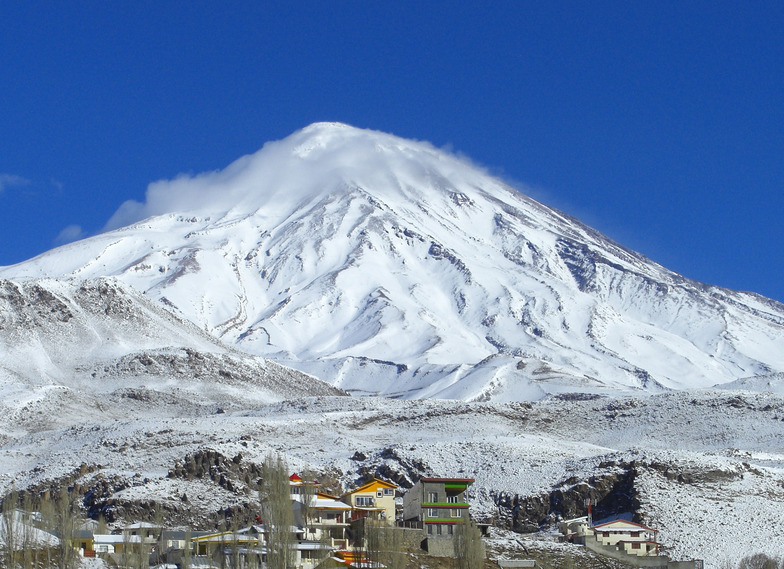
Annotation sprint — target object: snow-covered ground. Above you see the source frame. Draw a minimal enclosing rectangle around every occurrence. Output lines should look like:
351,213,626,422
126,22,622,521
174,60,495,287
1,391,782,568
0,124,782,569
3,123,783,401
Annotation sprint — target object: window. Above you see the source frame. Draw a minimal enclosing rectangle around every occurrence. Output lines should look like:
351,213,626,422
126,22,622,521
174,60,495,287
427,491,438,502
356,496,375,507
447,525,454,535
631,543,640,550
436,525,442,535
427,508,437,517
447,494,459,503
383,488,394,496
451,509,460,518
377,490,383,498
427,524,434,535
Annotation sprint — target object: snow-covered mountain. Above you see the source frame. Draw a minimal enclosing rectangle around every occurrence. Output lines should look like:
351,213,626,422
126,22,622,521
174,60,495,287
0,277,345,437
3,122,784,400
2,123,783,568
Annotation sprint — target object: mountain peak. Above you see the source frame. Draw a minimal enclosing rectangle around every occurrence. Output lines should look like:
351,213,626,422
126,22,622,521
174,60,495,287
3,126,784,401
98,123,466,230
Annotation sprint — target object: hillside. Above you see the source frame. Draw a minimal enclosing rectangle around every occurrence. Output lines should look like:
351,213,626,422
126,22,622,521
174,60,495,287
2,392,782,567
0,124,782,568
0,277,346,437
3,123,783,400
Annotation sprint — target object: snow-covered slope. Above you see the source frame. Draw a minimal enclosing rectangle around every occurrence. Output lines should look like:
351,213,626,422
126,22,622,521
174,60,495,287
2,391,782,568
3,122,784,400
0,277,345,437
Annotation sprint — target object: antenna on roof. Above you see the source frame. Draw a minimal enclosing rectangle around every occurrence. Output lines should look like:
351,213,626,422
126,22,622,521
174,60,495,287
584,497,592,527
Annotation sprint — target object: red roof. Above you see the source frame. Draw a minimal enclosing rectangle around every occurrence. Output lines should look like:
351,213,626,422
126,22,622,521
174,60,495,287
592,519,657,533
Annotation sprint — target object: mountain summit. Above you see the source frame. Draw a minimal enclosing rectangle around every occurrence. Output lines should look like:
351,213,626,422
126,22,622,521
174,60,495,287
5,123,784,400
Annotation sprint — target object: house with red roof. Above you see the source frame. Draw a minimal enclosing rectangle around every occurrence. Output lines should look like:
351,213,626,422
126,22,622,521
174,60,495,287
591,519,660,556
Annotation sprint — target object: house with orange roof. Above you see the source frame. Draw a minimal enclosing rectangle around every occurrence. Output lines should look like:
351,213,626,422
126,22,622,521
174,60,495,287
340,478,398,523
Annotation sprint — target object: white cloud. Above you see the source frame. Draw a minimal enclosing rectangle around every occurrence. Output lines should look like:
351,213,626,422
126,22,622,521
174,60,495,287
55,224,86,245
102,122,491,232
0,173,31,193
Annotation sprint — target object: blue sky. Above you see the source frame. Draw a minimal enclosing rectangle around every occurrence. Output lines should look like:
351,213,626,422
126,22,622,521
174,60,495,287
1,2,782,302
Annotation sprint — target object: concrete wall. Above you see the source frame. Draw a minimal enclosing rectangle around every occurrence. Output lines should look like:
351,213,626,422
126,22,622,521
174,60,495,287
585,537,668,567
668,561,703,569
497,560,536,568
425,536,456,558
394,527,424,551
585,537,702,569
402,482,423,521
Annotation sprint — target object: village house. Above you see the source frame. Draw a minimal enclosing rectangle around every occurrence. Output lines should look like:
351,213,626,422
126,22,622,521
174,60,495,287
590,519,660,557
91,533,129,555
0,510,61,562
290,473,319,500
560,516,670,561
190,525,264,556
557,516,591,543
340,478,398,524
402,477,475,557
293,491,352,549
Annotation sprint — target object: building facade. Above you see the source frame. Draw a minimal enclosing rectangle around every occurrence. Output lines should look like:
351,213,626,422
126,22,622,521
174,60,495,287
402,477,474,556
340,478,398,523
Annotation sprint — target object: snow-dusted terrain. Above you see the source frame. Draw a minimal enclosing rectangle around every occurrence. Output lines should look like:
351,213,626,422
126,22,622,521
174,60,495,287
0,277,345,437
1,391,782,567
3,123,783,399
0,123,782,568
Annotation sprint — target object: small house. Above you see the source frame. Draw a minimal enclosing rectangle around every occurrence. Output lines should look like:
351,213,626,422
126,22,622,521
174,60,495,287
591,519,660,556
341,479,397,524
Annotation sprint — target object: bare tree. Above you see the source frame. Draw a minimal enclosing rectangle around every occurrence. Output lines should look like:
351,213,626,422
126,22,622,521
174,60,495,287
38,492,55,569
120,529,132,569
351,514,366,566
378,524,406,569
738,554,782,569
182,528,192,569
35,487,79,569
259,454,294,569
1,487,20,569
151,504,163,567
454,520,484,569
363,518,384,568
229,516,241,569
318,522,332,563
299,469,318,535
20,493,34,569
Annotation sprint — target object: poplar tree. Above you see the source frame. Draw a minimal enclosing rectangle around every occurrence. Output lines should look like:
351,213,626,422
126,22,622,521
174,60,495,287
259,454,294,569
378,524,406,569
21,493,34,569
182,528,192,569
299,469,318,534
1,487,19,569
454,520,484,569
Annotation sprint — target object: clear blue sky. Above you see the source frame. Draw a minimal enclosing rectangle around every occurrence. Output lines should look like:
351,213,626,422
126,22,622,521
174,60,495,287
1,2,782,302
